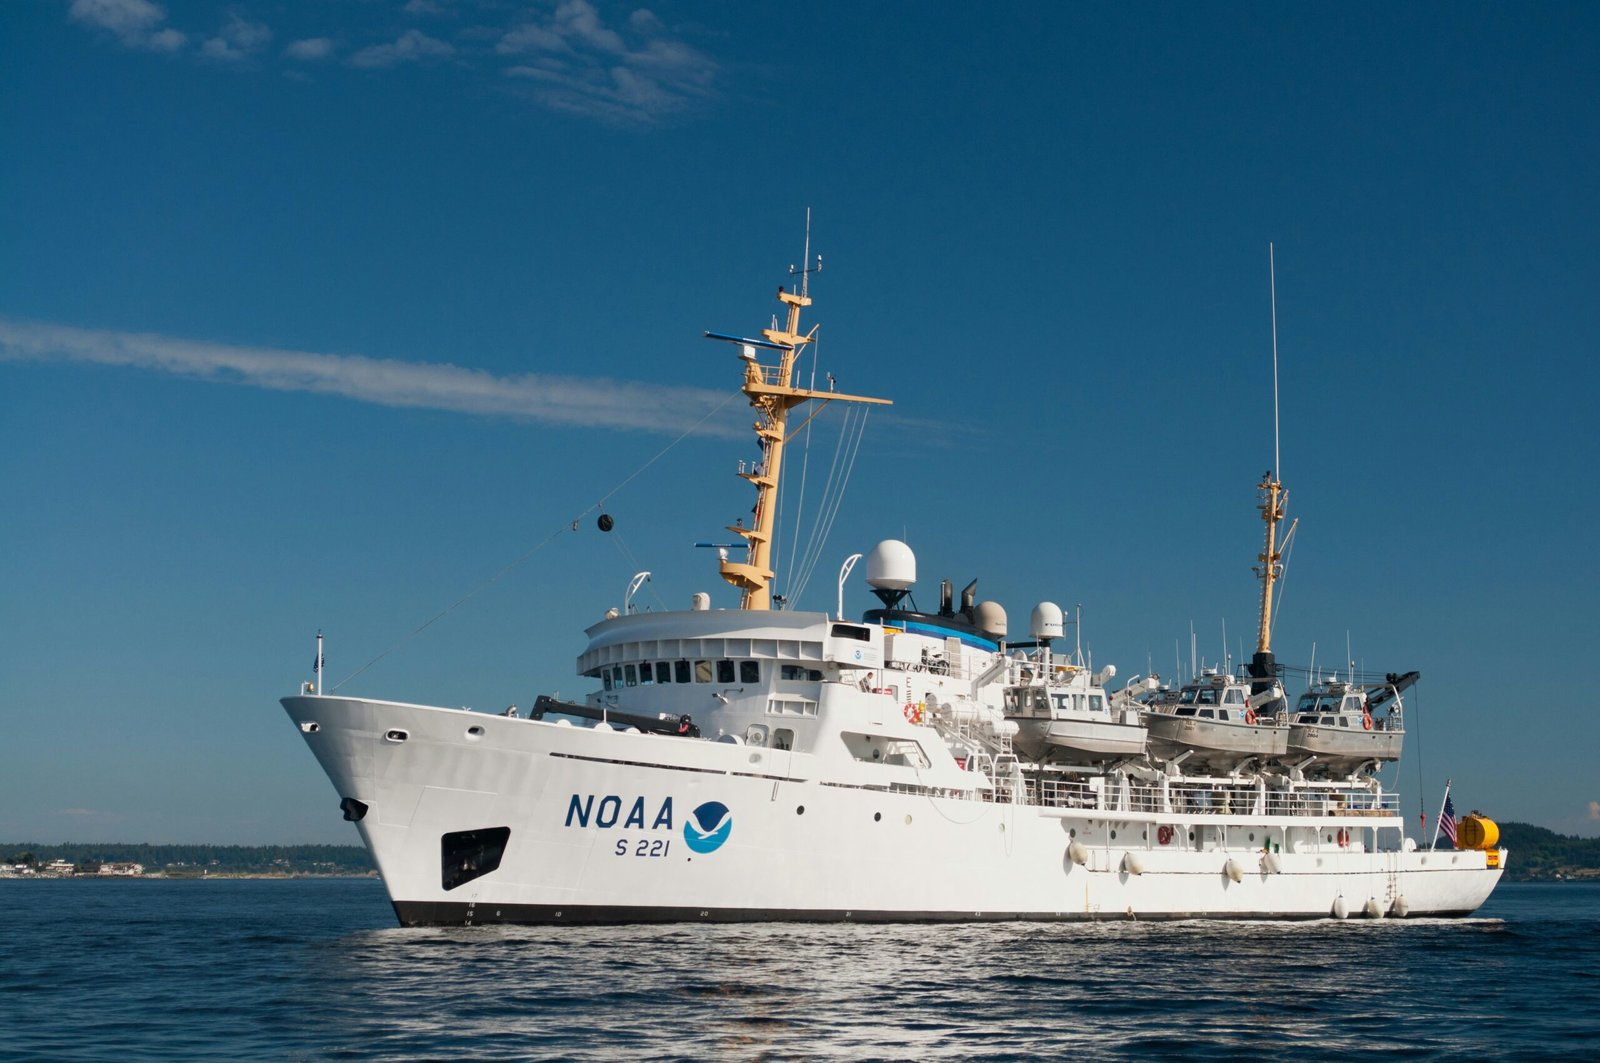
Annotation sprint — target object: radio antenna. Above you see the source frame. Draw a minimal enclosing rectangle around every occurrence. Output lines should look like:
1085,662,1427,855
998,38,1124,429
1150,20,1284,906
789,208,821,298
1269,242,1282,481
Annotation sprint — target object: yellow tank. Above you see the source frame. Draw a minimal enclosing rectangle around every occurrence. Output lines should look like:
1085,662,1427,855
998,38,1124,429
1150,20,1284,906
1458,814,1500,850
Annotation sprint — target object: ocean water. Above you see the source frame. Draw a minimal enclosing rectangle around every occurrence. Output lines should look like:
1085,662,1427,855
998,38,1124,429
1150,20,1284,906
3,879,1597,1061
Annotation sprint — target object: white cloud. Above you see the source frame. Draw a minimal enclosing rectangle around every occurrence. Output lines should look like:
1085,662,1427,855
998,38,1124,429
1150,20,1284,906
1589,800,1599,821
63,0,720,126
70,0,187,52
349,29,454,69
146,26,185,52
0,316,740,437
201,12,272,62
497,0,715,124
284,37,334,61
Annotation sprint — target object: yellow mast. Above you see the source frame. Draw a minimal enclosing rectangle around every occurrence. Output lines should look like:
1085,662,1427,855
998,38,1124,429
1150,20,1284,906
717,285,890,610
1254,472,1287,654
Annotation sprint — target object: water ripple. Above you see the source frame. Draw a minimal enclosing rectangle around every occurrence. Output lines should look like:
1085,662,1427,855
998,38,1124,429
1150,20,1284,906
2,880,1597,1060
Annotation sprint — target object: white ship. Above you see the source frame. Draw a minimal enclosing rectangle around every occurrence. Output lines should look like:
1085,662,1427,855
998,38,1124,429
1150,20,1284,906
280,267,1505,925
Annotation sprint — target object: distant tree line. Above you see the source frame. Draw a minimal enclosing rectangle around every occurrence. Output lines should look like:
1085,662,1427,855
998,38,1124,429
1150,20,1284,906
2,843,373,874
1496,822,1600,880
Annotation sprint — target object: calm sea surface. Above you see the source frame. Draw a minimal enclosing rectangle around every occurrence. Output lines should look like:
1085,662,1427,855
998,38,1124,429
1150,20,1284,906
2,878,1597,1061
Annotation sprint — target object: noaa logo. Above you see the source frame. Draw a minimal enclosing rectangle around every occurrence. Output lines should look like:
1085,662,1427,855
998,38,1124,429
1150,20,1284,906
683,801,733,854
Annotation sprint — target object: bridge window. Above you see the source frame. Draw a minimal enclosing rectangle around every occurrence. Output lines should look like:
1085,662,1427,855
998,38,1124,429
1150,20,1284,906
675,660,692,684
740,660,761,683
717,660,736,684
624,664,637,687
695,660,712,682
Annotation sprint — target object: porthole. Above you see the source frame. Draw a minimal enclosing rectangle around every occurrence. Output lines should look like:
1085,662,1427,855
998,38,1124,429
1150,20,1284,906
873,812,882,822
1141,830,1148,840
1188,831,1195,841
904,815,913,825
384,729,409,743
1069,828,1077,838
1248,832,1255,842
1110,830,1117,840
466,725,484,740
999,823,1006,833
796,806,805,815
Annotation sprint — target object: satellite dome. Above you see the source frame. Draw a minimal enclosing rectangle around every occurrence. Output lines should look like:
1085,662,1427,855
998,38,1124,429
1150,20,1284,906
1030,602,1064,641
865,540,916,592
974,600,1008,638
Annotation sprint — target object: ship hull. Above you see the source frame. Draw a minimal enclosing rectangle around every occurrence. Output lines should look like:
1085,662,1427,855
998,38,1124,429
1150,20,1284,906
285,695,1502,926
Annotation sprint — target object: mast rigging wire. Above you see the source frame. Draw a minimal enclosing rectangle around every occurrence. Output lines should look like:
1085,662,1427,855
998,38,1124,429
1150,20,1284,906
789,405,871,606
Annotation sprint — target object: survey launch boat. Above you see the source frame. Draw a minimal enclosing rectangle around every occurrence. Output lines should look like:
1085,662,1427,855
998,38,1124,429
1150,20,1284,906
280,262,1504,925
1287,673,1411,774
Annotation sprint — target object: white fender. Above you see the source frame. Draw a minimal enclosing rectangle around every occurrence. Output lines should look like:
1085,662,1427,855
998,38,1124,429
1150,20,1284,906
1332,897,1349,920
1224,858,1244,883
1122,852,1145,876
1068,842,1089,866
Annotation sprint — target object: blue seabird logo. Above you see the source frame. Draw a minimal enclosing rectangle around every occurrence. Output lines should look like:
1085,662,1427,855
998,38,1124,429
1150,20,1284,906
683,801,733,854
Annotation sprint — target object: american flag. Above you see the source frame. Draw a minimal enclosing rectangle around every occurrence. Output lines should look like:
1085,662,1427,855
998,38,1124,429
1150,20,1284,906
1440,793,1458,848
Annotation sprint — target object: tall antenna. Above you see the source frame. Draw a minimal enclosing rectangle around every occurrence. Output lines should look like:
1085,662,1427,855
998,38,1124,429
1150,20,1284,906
1269,242,1282,481
1249,244,1289,698
790,208,821,297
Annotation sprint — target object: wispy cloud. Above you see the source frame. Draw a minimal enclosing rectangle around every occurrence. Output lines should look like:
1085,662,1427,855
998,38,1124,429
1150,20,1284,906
349,28,455,69
69,0,186,52
200,12,272,62
499,1,716,124
284,37,334,62
65,1,719,125
1589,800,1599,821
0,317,742,437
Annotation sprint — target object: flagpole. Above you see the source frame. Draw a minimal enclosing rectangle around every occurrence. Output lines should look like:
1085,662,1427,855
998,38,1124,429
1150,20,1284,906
1429,778,1452,851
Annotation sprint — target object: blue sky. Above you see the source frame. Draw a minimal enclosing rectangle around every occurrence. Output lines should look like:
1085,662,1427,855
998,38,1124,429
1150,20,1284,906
3,1,1597,845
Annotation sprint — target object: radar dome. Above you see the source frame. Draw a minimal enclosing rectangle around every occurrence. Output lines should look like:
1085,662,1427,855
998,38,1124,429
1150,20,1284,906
1030,602,1064,641
865,540,916,591
974,600,1008,638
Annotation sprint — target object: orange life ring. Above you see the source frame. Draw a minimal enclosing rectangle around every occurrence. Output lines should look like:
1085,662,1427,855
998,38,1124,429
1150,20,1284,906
903,702,923,724
1337,828,1350,848
1245,708,1257,725
1362,712,1373,731
1157,824,1174,846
